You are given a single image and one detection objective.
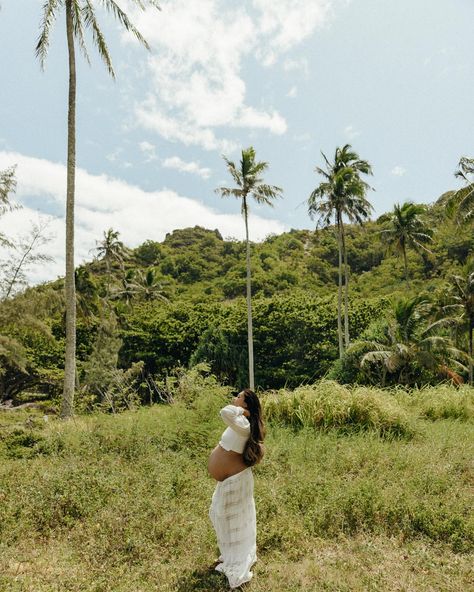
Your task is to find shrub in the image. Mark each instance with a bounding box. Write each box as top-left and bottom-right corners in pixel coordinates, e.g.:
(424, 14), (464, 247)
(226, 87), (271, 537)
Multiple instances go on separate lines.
(410, 385), (474, 421)
(262, 380), (415, 438)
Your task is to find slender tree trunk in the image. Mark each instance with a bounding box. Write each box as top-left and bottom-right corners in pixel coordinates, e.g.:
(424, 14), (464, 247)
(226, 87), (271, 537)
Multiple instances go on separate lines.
(336, 213), (344, 359)
(61, 1), (77, 419)
(243, 196), (255, 390)
(403, 245), (410, 288)
(469, 320), (473, 386)
(341, 220), (350, 348)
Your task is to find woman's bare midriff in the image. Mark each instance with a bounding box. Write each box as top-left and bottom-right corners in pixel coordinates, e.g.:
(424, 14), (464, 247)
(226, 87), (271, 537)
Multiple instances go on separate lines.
(208, 444), (248, 481)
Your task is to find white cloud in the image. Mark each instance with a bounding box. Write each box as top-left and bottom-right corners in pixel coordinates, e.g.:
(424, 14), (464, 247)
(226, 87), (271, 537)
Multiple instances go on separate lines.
(0, 151), (286, 285)
(122, 0), (332, 151)
(391, 165), (406, 177)
(343, 125), (360, 140)
(287, 86), (298, 98)
(254, 0), (332, 54)
(283, 57), (310, 75)
(139, 141), (158, 162)
(235, 106), (287, 134)
(163, 156), (212, 180)
(106, 148), (121, 163)
(135, 98), (237, 152)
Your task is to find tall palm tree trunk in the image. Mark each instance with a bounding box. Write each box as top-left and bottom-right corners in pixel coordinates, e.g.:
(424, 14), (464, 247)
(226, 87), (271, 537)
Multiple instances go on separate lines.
(243, 197), (255, 390)
(61, 0), (77, 419)
(469, 320), (473, 386)
(403, 244), (410, 288)
(341, 220), (350, 348)
(336, 213), (344, 358)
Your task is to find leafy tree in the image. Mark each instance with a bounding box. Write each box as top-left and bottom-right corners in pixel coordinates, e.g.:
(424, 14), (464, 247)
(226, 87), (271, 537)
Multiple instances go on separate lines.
(216, 146), (282, 389)
(0, 219), (54, 299)
(0, 165), (19, 248)
(75, 265), (100, 319)
(356, 296), (466, 386)
(308, 144), (373, 357)
(378, 202), (433, 287)
(437, 261), (474, 385)
(443, 157), (474, 223)
(0, 287), (64, 402)
(36, 0), (160, 418)
(134, 240), (162, 266)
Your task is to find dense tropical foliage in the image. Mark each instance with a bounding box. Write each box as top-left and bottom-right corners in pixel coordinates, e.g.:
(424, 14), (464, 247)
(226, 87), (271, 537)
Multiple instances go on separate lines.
(1, 169), (473, 407)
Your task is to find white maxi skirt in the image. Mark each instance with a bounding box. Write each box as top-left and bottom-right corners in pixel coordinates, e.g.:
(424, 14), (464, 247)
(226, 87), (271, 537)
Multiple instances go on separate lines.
(209, 466), (257, 589)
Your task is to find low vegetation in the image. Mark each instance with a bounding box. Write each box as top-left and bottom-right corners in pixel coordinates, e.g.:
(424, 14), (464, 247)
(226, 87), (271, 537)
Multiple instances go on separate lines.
(1, 374), (472, 591)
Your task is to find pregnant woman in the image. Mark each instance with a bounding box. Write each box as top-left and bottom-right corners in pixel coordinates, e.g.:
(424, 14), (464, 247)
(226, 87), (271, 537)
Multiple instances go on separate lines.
(208, 388), (265, 589)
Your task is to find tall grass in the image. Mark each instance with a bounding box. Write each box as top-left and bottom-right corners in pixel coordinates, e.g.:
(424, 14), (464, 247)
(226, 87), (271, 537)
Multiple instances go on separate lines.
(396, 384), (474, 421)
(0, 377), (473, 591)
(262, 380), (416, 438)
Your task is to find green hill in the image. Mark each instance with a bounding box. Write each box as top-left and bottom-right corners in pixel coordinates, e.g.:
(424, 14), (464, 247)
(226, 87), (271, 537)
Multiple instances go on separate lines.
(0, 198), (473, 406)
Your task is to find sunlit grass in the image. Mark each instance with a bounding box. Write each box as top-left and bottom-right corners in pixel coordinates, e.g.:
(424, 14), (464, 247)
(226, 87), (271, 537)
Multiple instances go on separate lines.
(0, 380), (473, 591)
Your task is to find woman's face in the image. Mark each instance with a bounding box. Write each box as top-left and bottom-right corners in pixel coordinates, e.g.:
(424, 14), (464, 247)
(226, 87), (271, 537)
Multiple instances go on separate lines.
(233, 391), (249, 412)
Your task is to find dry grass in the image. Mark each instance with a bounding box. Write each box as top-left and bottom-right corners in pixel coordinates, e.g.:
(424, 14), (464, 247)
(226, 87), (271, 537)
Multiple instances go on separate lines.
(1, 535), (472, 591)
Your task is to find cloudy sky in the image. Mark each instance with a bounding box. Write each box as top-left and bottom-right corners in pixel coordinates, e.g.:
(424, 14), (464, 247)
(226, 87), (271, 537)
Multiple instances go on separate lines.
(0, 0), (473, 284)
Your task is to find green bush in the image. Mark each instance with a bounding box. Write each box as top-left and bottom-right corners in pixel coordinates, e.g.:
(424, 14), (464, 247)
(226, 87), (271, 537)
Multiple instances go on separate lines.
(409, 385), (474, 421)
(262, 380), (416, 438)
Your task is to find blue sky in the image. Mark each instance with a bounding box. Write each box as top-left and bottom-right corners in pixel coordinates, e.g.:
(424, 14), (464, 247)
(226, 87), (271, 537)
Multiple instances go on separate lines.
(0, 0), (473, 284)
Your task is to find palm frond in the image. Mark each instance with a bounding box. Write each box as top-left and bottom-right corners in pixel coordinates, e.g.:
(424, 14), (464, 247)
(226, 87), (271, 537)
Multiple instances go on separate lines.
(83, 1), (115, 77)
(36, 0), (63, 69)
(215, 187), (243, 200)
(72, 0), (90, 65)
(252, 183), (283, 206)
(222, 156), (243, 188)
(99, 0), (151, 49)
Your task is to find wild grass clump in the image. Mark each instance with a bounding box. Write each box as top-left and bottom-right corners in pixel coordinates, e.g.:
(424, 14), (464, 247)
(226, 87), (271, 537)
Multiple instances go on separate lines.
(262, 380), (415, 438)
(160, 363), (231, 410)
(406, 384), (474, 421)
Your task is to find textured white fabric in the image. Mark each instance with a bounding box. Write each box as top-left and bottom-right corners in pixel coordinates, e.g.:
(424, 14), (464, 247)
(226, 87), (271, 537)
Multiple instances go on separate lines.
(209, 467), (257, 589)
(219, 405), (250, 453)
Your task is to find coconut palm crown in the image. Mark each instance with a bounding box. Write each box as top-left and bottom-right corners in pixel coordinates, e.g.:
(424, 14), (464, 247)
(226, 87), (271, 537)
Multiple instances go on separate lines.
(378, 201), (433, 286)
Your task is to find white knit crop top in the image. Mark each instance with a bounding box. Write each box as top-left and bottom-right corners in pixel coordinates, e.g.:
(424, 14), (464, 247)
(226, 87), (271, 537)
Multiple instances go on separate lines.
(218, 404), (251, 453)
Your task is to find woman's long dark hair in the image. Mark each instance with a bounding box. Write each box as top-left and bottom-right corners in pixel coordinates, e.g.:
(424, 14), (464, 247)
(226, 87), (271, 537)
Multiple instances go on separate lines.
(242, 389), (265, 467)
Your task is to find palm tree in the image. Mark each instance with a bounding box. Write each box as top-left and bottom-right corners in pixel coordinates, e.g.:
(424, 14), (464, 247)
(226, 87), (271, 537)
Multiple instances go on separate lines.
(36, 0), (160, 418)
(93, 228), (128, 294)
(357, 296), (467, 386)
(435, 262), (474, 385)
(95, 228), (126, 269)
(133, 268), (169, 302)
(451, 156), (474, 221)
(308, 144), (373, 358)
(216, 147), (282, 389)
(111, 268), (137, 309)
(378, 202), (433, 288)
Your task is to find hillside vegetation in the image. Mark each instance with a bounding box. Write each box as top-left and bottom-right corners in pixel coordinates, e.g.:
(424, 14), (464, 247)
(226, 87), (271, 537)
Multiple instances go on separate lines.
(1, 195), (473, 406)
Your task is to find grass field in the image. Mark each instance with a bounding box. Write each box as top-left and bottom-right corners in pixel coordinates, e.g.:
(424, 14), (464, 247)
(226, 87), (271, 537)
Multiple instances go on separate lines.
(0, 379), (473, 591)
